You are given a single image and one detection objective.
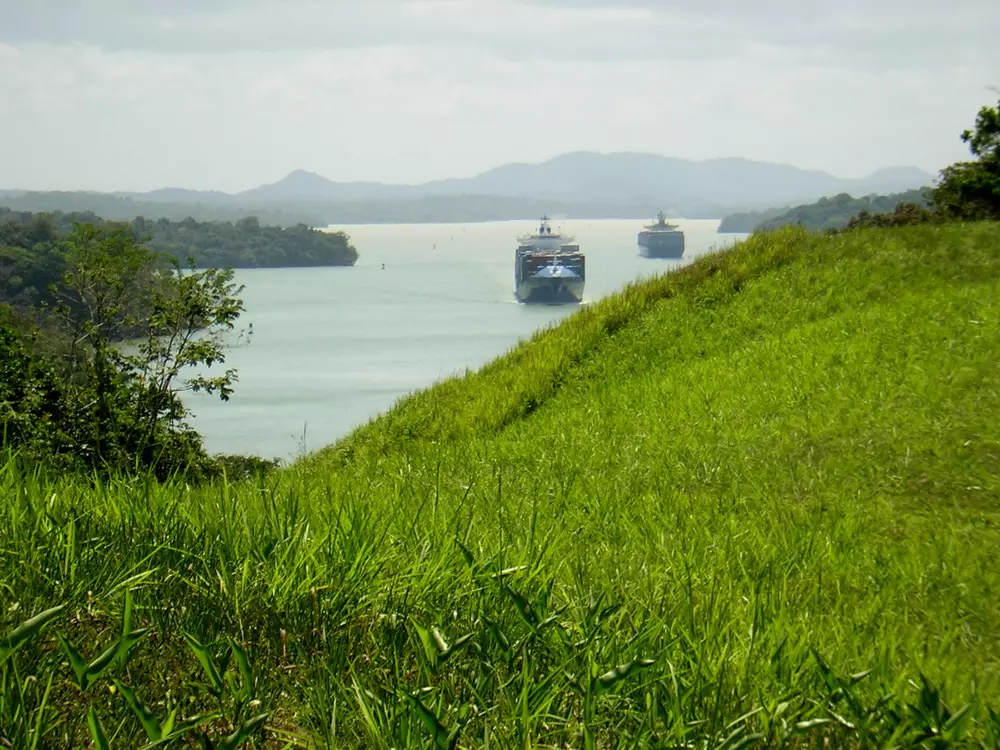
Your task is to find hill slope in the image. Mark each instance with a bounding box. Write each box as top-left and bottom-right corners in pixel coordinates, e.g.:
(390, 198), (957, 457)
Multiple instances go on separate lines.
(3, 223), (999, 747)
(417, 152), (932, 206)
(237, 153), (933, 212)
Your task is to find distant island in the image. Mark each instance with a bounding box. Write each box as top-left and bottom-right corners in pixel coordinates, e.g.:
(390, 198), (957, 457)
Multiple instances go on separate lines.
(718, 188), (931, 233)
(1, 152), (934, 226)
(0, 209), (358, 301)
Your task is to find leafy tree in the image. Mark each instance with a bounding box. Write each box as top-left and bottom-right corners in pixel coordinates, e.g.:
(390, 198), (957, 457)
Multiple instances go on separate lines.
(932, 98), (1000, 220)
(961, 99), (1000, 160)
(2, 223), (248, 476)
(55, 224), (245, 471)
(0, 318), (83, 468)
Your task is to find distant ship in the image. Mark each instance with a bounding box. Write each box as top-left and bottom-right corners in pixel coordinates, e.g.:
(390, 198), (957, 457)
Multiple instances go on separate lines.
(638, 211), (685, 258)
(514, 216), (585, 304)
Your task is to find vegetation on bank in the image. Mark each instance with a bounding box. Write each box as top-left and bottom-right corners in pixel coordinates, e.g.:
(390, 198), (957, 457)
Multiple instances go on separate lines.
(717, 188), (930, 233)
(721, 97), (1000, 235)
(0, 222), (268, 478)
(0, 208), (354, 477)
(3, 220), (1000, 747)
(0, 207), (358, 272)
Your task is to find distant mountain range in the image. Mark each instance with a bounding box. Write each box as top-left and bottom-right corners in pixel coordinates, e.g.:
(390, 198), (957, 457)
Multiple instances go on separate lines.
(1, 152), (935, 226)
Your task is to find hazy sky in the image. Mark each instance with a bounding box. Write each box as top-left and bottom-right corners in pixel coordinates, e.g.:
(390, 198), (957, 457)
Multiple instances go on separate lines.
(1, 0), (998, 192)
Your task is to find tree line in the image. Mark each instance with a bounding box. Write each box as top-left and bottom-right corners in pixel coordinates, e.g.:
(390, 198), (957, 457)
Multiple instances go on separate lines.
(720, 188), (930, 233)
(1, 208), (357, 270)
(720, 97), (1000, 233)
(0, 208), (359, 477)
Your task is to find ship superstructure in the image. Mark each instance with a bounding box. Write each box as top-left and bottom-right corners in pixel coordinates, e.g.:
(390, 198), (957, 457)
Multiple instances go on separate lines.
(638, 211), (685, 258)
(514, 216), (585, 303)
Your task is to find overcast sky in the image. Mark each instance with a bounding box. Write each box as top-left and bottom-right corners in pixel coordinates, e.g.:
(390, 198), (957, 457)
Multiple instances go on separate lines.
(1, 0), (998, 192)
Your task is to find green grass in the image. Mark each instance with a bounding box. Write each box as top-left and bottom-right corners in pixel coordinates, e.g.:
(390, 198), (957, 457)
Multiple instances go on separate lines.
(3, 223), (1000, 747)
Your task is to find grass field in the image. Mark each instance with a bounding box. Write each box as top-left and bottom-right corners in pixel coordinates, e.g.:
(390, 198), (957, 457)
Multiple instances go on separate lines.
(2, 223), (999, 748)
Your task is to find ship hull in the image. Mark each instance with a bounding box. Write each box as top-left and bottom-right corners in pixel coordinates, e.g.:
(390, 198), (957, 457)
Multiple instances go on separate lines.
(638, 232), (685, 258)
(516, 276), (584, 304)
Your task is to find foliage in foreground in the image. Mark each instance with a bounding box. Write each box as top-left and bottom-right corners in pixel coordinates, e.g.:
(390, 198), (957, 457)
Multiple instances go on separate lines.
(2, 222), (1000, 747)
(1, 222), (251, 477)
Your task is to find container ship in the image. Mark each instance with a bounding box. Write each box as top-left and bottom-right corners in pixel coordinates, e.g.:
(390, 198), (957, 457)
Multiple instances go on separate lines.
(638, 211), (685, 258)
(514, 216), (585, 303)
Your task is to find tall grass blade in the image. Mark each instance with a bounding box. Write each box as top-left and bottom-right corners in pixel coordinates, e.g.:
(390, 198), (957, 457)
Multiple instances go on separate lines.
(58, 634), (90, 690)
(228, 637), (255, 700)
(218, 712), (269, 750)
(402, 691), (456, 749)
(115, 680), (161, 740)
(411, 618), (439, 666)
(184, 633), (224, 696)
(0, 605), (64, 665)
(87, 706), (111, 750)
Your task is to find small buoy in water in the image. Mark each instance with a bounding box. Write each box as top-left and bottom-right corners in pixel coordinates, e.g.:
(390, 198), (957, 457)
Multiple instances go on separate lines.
(381, 263), (386, 270)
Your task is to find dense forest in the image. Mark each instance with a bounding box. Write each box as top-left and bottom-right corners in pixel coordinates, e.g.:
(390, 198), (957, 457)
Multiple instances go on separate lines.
(0, 191), (324, 227)
(718, 188), (930, 233)
(0, 207), (357, 271)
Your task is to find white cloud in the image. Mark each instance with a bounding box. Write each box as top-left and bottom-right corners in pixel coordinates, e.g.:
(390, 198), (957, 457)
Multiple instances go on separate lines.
(0, 0), (997, 191)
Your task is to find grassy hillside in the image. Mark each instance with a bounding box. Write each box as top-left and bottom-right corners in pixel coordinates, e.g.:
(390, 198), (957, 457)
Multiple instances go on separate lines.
(3, 223), (1000, 748)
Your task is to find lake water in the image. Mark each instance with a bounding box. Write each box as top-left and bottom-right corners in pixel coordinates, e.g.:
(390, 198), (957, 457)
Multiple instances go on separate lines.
(185, 219), (748, 459)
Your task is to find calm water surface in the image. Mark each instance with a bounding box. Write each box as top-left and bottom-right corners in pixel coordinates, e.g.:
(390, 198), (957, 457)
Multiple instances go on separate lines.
(185, 219), (747, 458)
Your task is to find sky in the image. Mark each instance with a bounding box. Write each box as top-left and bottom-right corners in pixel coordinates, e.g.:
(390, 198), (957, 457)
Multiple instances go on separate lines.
(1, 0), (998, 192)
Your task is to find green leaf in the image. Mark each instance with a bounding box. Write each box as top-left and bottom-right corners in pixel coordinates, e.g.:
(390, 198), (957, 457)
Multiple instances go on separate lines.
(147, 712), (221, 748)
(159, 708), (177, 738)
(943, 703), (973, 740)
(504, 586), (538, 628)
(402, 691), (455, 749)
(411, 618), (439, 667)
(456, 540), (476, 569)
(228, 637), (254, 700)
(595, 659), (655, 695)
(483, 616), (510, 652)
(584, 591), (606, 631)
(184, 632), (223, 695)
(0, 605), (64, 665)
(117, 627), (151, 665)
(439, 633), (474, 663)
(115, 591), (139, 669)
(218, 712), (269, 750)
(84, 629), (150, 689)
(727, 734), (765, 750)
(87, 706), (111, 750)
(115, 680), (161, 741)
(122, 589), (134, 636)
(58, 633), (90, 690)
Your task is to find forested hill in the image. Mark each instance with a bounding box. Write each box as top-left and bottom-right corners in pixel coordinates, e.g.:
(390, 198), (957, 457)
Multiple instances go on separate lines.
(718, 188), (930, 233)
(0, 208), (358, 268)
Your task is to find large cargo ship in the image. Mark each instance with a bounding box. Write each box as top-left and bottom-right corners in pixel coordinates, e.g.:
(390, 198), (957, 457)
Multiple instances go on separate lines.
(514, 216), (585, 303)
(638, 211), (685, 258)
